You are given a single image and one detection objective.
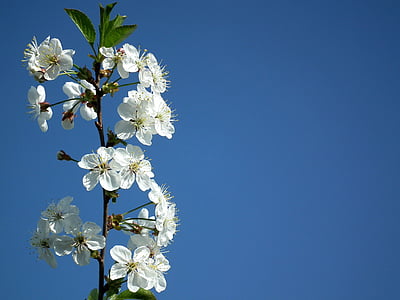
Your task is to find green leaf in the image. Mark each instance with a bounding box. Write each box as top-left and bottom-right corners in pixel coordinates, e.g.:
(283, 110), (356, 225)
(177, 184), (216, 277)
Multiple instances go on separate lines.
(65, 9), (96, 45)
(87, 288), (98, 300)
(103, 25), (137, 48)
(98, 2), (137, 48)
(99, 2), (118, 47)
(110, 289), (157, 300)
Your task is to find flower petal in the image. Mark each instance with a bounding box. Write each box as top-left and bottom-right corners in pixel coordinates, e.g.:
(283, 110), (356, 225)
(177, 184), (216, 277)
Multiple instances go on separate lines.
(86, 235), (105, 250)
(99, 170), (121, 191)
(82, 171), (100, 191)
(110, 263), (128, 280)
(110, 245), (132, 264)
(115, 120), (135, 140)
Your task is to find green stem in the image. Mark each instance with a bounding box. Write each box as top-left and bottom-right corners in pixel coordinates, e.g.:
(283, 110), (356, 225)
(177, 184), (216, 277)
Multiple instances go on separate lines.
(122, 201), (153, 216)
(90, 43), (98, 57)
(49, 98), (81, 107)
(123, 217), (156, 222)
(116, 81), (140, 88)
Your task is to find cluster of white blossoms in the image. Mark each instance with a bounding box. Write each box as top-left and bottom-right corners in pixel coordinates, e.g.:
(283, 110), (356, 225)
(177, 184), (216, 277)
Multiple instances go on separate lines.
(100, 43), (174, 146)
(25, 40), (175, 142)
(115, 84), (174, 146)
(26, 30), (178, 296)
(77, 144), (154, 192)
(109, 187), (177, 292)
(31, 197), (105, 268)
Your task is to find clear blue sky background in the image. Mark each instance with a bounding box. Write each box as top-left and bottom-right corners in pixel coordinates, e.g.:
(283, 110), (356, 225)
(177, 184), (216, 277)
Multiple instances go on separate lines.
(1, 0), (399, 299)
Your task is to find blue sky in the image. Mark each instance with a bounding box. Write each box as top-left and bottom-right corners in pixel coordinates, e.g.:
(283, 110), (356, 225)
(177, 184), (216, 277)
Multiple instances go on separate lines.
(1, 0), (400, 299)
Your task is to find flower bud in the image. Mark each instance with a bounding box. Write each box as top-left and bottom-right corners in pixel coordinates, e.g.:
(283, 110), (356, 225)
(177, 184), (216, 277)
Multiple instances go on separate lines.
(57, 150), (72, 161)
(102, 82), (119, 96)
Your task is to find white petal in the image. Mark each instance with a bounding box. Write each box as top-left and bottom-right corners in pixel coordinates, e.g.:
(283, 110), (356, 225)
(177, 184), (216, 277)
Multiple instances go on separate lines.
(113, 148), (131, 166)
(126, 144), (144, 160)
(115, 120), (135, 140)
(78, 153), (100, 169)
(110, 263), (128, 280)
(49, 38), (62, 55)
(119, 168), (135, 189)
(82, 222), (102, 236)
(63, 215), (82, 234)
(54, 236), (74, 256)
(97, 146), (114, 161)
(62, 118), (74, 130)
(110, 245), (132, 264)
(136, 174), (151, 191)
(136, 129), (153, 146)
(99, 170), (121, 191)
(117, 62), (129, 79)
(39, 249), (57, 268)
(37, 119), (49, 132)
(102, 57), (115, 69)
(155, 273), (167, 293)
(86, 236), (106, 250)
(99, 47), (114, 58)
(58, 54), (73, 71)
(117, 102), (136, 121)
(63, 82), (81, 99)
(83, 171), (100, 191)
(127, 273), (140, 292)
(133, 246), (150, 263)
(44, 65), (60, 80)
(73, 246), (91, 266)
(80, 104), (97, 121)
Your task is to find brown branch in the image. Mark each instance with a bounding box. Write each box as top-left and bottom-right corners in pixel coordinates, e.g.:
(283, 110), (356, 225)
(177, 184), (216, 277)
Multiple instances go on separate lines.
(92, 61), (108, 300)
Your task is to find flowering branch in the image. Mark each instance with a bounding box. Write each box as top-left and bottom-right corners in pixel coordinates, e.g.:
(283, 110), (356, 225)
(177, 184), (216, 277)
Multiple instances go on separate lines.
(26, 2), (179, 300)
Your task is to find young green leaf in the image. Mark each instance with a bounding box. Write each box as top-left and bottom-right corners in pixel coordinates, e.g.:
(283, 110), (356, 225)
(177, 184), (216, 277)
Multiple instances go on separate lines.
(64, 9), (96, 45)
(86, 288), (99, 300)
(103, 25), (137, 48)
(110, 289), (157, 300)
(99, 2), (118, 47)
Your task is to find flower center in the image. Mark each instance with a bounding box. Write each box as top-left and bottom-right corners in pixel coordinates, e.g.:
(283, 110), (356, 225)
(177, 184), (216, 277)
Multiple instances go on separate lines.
(129, 162), (140, 173)
(74, 234), (86, 246)
(130, 118), (145, 131)
(126, 261), (138, 272)
(40, 239), (51, 248)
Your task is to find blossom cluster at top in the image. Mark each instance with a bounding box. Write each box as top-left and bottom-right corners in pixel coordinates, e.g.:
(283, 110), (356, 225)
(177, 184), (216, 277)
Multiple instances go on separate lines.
(25, 36), (175, 146)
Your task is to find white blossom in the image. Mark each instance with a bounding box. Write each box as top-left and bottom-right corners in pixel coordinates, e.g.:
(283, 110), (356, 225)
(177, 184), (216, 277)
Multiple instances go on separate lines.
(30, 219), (57, 268)
(127, 235), (170, 293)
(151, 253), (170, 292)
(109, 245), (154, 292)
(41, 196), (81, 234)
(123, 85), (153, 105)
(27, 85), (53, 132)
(112, 144), (154, 191)
(156, 203), (178, 247)
(148, 181), (172, 205)
(36, 37), (75, 80)
(23, 36), (48, 82)
(62, 80), (97, 130)
(150, 93), (175, 139)
(115, 100), (155, 145)
(139, 53), (168, 94)
(54, 222), (105, 266)
(100, 44), (143, 78)
(78, 147), (121, 191)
